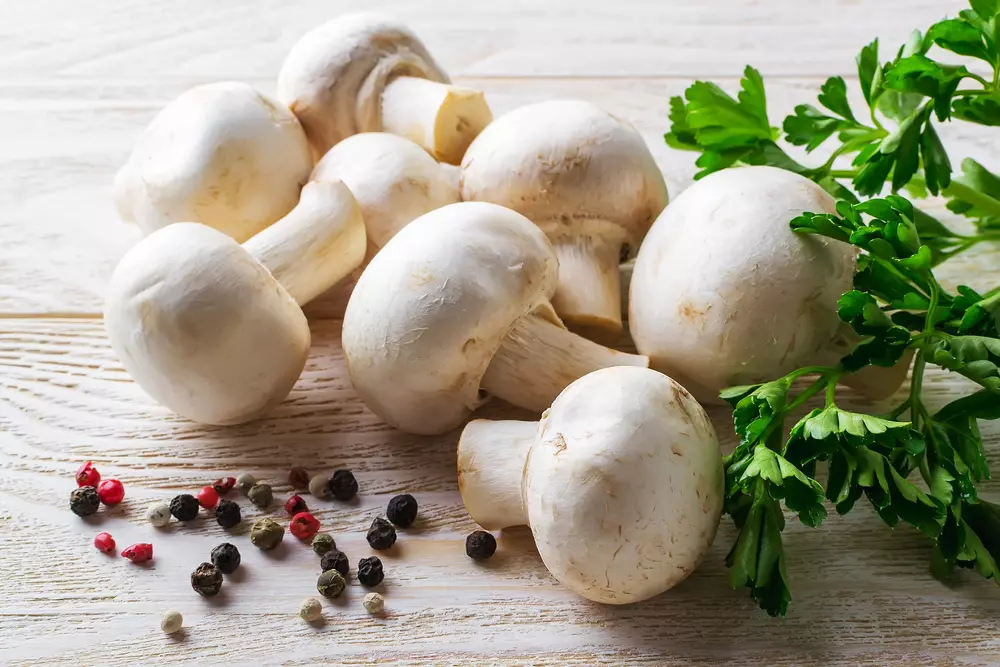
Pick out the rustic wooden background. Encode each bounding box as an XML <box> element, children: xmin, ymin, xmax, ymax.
<box><xmin>3</xmin><ymin>1</ymin><xmax>999</xmax><ymax>664</ymax></box>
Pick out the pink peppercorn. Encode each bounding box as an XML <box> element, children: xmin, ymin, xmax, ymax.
<box><xmin>121</xmin><ymin>543</ymin><xmax>154</xmax><ymax>563</ymax></box>
<box><xmin>97</xmin><ymin>479</ymin><xmax>125</xmax><ymax>506</ymax></box>
<box><xmin>94</xmin><ymin>532</ymin><xmax>116</xmax><ymax>553</ymax></box>
<box><xmin>213</xmin><ymin>476</ymin><xmax>236</xmax><ymax>495</ymax></box>
<box><xmin>197</xmin><ymin>485</ymin><xmax>220</xmax><ymax>509</ymax></box>
<box><xmin>289</xmin><ymin>512</ymin><xmax>321</xmax><ymax>540</ymax></box>
<box><xmin>76</xmin><ymin>461</ymin><xmax>101</xmax><ymax>487</ymax></box>
<box><xmin>285</xmin><ymin>494</ymin><xmax>308</xmax><ymax>515</ymax></box>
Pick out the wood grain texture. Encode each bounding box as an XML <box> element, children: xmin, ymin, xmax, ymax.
<box><xmin>3</xmin><ymin>0</ymin><xmax>1000</xmax><ymax>665</ymax></box>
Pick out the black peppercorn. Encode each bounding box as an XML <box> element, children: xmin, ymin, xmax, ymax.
<box><xmin>70</xmin><ymin>486</ymin><xmax>101</xmax><ymax>517</ymax></box>
<box><xmin>215</xmin><ymin>499</ymin><xmax>242</xmax><ymax>529</ymax></box>
<box><xmin>169</xmin><ymin>494</ymin><xmax>199</xmax><ymax>522</ymax></box>
<box><xmin>320</xmin><ymin>549</ymin><xmax>349</xmax><ymax>576</ymax></box>
<box><xmin>466</xmin><ymin>530</ymin><xmax>497</xmax><ymax>560</ymax></box>
<box><xmin>210</xmin><ymin>542</ymin><xmax>241</xmax><ymax>575</ymax></box>
<box><xmin>191</xmin><ymin>562</ymin><xmax>223</xmax><ymax>597</ymax></box>
<box><xmin>386</xmin><ymin>494</ymin><xmax>418</xmax><ymax>528</ymax></box>
<box><xmin>366</xmin><ymin>517</ymin><xmax>396</xmax><ymax>550</ymax></box>
<box><xmin>288</xmin><ymin>466</ymin><xmax>310</xmax><ymax>490</ymax></box>
<box><xmin>357</xmin><ymin>556</ymin><xmax>384</xmax><ymax>587</ymax></box>
<box><xmin>327</xmin><ymin>469</ymin><xmax>358</xmax><ymax>501</ymax></box>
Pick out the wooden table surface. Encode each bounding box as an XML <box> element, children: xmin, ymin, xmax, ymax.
<box><xmin>3</xmin><ymin>1</ymin><xmax>1000</xmax><ymax>664</ymax></box>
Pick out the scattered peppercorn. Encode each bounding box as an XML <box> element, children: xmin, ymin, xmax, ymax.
<box><xmin>312</xmin><ymin>533</ymin><xmax>336</xmax><ymax>556</ymax></box>
<box><xmin>285</xmin><ymin>494</ymin><xmax>308</xmax><ymax>515</ymax></box>
<box><xmin>247</xmin><ymin>483</ymin><xmax>273</xmax><ymax>509</ymax></box>
<box><xmin>70</xmin><ymin>486</ymin><xmax>101</xmax><ymax>517</ymax></box>
<box><xmin>316</xmin><ymin>569</ymin><xmax>346</xmax><ymax>599</ymax></box>
<box><xmin>213</xmin><ymin>476</ymin><xmax>236</xmax><ymax>495</ymax></box>
<box><xmin>299</xmin><ymin>597</ymin><xmax>323</xmax><ymax>622</ymax></box>
<box><xmin>357</xmin><ymin>556</ymin><xmax>384</xmax><ymax>587</ymax></box>
<box><xmin>289</xmin><ymin>467</ymin><xmax>310</xmax><ymax>490</ymax></box>
<box><xmin>96</xmin><ymin>479</ymin><xmax>125</xmax><ymax>506</ymax></box>
<box><xmin>386</xmin><ymin>494</ymin><xmax>418</xmax><ymax>528</ymax></box>
<box><xmin>169</xmin><ymin>494</ymin><xmax>199</xmax><ymax>522</ymax></box>
<box><xmin>191</xmin><ymin>562</ymin><xmax>223</xmax><ymax>597</ymax></box>
<box><xmin>320</xmin><ymin>549</ymin><xmax>349</xmax><ymax>576</ymax></box>
<box><xmin>161</xmin><ymin>610</ymin><xmax>183</xmax><ymax>634</ymax></box>
<box><xmin>327</xmin><ymin>470</ymin><xmax>358</xmax><ymax>501</ymax></box>
<box><xmin>465</xmin><ymin>531</ymin><xmax>497</xmax><ymax>560</ymax></box>
<box><xmin>215</xmin><ymin>499</ymin><xmax>242</xmax><ymax>530</ymax></box>
<box><xmin>235</xmin><ymin>472</ymin><xmax>257</xmax><ymax>495</ymax></box>
<box><xmin>363</xmin><ymin>592</ymin><xmax>385</xmax><ymax>615</ymax></box>
<box><xmin>290</xmin><ymin>512</ymin><xmax>321</xmax><ymax>541</ymax></box>
<box><xmin>147</xmin><ymin>502</ymin><xmax>171</xmax><ymax>527</ymax></box>
<box><xmin>210</xmin><ymin>542</ymin><xmax>241</xmax><ymax>575</ymax></box>
<box><xmin>94</xmin><ymin>532</ymin><xmax>116</xmax><ymax>553</ymax></box>
<box><xmin>366</xmin><ymin>517</ymin><xmax>396</xmax><ymax>550</ymax></box>
<box><xmin>121</xmin><ymin>543</ymin><xmax>154</xmax><ymax>563</ymax></box>
<box><xmin>250</xmin><ymin>518</ymin><xmax>284</xmax><ymax>551</ymax></box>
<box><xmin>197</xmin><ymin>485</ymin><xmax>220</xmax><ymax>509</ymax></box>
<box><xmin>308</xmin><ymin>474</ymin><xmax>331</xmax><ymax>499</ymax></box>
<box><xmin>75</xmin><ymin>461</ymin><xmax>101</xmax><ymax>487</ymax></box>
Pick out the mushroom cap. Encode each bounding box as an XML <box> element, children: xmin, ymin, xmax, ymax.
<box><xmin>311</xmin><ymin>132</ymin><xmax>459</xmax><ymax>253</ymax></box>
<box><xmin>342</xmin><ymin>201</ymin><xmax>558</xmax><ymax>434</ymax></box>
<box><xmin>277</xmin><ymin>13</ymin><xmax>449</xmax><ymax>158</ymax></box>
<box><xmin>460</xmin><ymin>99</ymin><xmax>668</xmax><ymax>246</ymax></box>
<box><xmin>525</xmin><ymin>366</ymin><xmax>722</xmax><ymax>604</ymax></box>
<box><xmin>629</xmin><ymin>166</ymin><xmax>857</xmax><ymax>401</ymax></box>
<box><xmin>104</xmin><ymin>223</ymin><xmax>310</xmax><ymax>425</ymax></box>
<box><xmin>115</xmin><ymin>82</ymin><xmax>313</xmax><ymax>243</ymax></box>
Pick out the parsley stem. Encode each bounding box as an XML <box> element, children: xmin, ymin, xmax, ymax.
<box><xmin>785</xmin><ymin>375</ymin><xmax>832</xmax><ymax>413</ymax></box>
<box><xmin>918</xmin><ymin>454</ymin><xmax>933</xmax><ymax>487</ymax></box>
<box><xmin>828</xmin><ymin>169</ymin><xmax>859</xmax><ymax>179</ymax></box>
<box><xmin>941</xmin><ymin>179</ymin><xmax>1000</xmax><ymax>219</ymax></box>
<box><xmin>888</xmin><ymin>397</ymin><xmax>910</xmax><ymax>419</ymax></box>
<box><xmin>825</xmin><ymin>378</ymin><xmax>838</xmax><ymax>407</ymax></box>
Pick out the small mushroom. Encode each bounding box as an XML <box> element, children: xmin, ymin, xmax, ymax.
<box><xmin>458</xmin><ymin>366</ymin><xmax>723</xmax><ymax>604</ymax></box>
<box><xmin>114</xmin><ymin>81</ymin><xmax>313</xmax><ymax>242</ymax></box>
<box><xmin>461</xmin><ymin>99</ymin><xmax>668</xmax><ymax>342</ymax></box>
<box><xmin>105</xmin><ymin>180</ymin><xmax>365</xmax><ymax>425</ymax></box>
<box><xmin>277</xmin><ymin>13</ymin><xmax>492</xmax><ymax>164</ymax></box>
<box><xmin>341</xmin><ymin>201</ymin><xmax>648</xmax><ymax>435</ymax></box>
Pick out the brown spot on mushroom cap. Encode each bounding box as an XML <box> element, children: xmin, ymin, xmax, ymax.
<box><xmin>550</xmin><ymin>433</ymin><xmax>568</xmax><ymax>456</ymax></box>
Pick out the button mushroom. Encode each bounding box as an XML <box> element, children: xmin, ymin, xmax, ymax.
<box><xmin>341</xmin><ymin>201</ymin><xmax>648</xmax><ymax>435</ymax></box>
<box><xmin>458</xmin><ymin>366</ymin><xmax>723</xmax><ymax>604</ymax></box>
<box><xmin>105</xmin><ymin>180</ymin><xmax>365</xmax><ymax>425</ymax></box>
<box><xmin>114</xmin><ymin>81</ymin><xmax>313</xmax><ymax>242</ymax></box>
<box><xmin>277</xmin><ymin>13</ymin><xmax>492</xmax><ymax>165</ymax></box>
<box><xmin>460</xmin><ymin>99</ymin><xmax>668</xmax><ymax>342</ymax></box>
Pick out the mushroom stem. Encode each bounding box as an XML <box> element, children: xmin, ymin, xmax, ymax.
<box><xmin>481</xmin><ymin>309</ymin><xmax>648</xmax><ymax>413</ymax></box>
<box><xmin>457</xmin><ymin>419</ymin><xmax>535</xmax><ymax>529</ymax></box>
<box><xmin>243</xmin><ymin>180</ymin><xmax>366</xmax><ymax>306</ymax></box>
<box><xmin>550</xmin><ymin>236</ymin><xmax>624</xmax><ymax>341</ymax></box>
<box><xmin>381</xmin><ymin>76</ymin><xmax>492</xmax><ymax>165</ymax></box>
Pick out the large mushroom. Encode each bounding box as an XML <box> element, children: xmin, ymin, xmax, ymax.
<box><xmin>460</xmin><ymin>99</ymin><xmax>668</xmax><ymax>342</ymax></box>
<box><xmin>341</xmin><ymin>201</ymin><xmax>648</xmax><ymax>435</ymax></box>
<box><xmin>105</xmin><ymin>180</ymin><xmax>365</xmax><ymax>425</ymax></box>
<box><xmin>277</xmin><ymin>13</ymin><xmax>492</xmax><ymax>164</ymax></box>
<box><xmin>114</xmin><ymin>81</ymin><xmax>313</xmax><ymax>242</ymax></box>
<box><xmin>458</xmin><ymin>366</ymin><xmax>723</xmax><ymax>604</ymax></box>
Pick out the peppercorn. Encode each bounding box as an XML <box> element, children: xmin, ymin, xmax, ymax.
<box><xmin>121</xmin><ymin>543</ymin><xmax>154</xmax><ymax>563</ymax></box>
<box><xmin>386</xmin><ymin>494</ymin><xmax>418</xmax><ymax>528</ymax></box>
<box><xmin>250</xmin><ymin>518</ymin><xmax>284</xmax><ymax>551</ymax></box>
<box><xmin>308</xmin><ymin>474</ymin><xmax>331</xmax><ymax>499</ymax></box>
<box><xmin>75</xmin><ymin>461</ymin><xmax>101</xmax><ymax>487</ymax></box>
<box><xmin>299</xmin><ymin>597</ymin><xmax>323</xmax><ymax>622</ymax></box>
<box><xmin>247</xmin><ymin>483</ymin><xmax>273</xmax><ymax>509</ymax></box>
<box><xmin>357</xmin><ymin>556</ymin><xmax>384</xmax><ymax>587</ymax></box>
<box><xmin>147</xmin><ymin>502</ymin><xmax>171</xmax><ymax>527</ymax></box>
<box><xmin>316</xmin><ymin>569</ymin><xmax>346</xmax><ymax>599</ymax></box>
<box><xmin>215</xmin><ymin>499</ymin><xmax>242</xmax><ymax>530</ymax></box>
<box><xmin>94</xmin><ymin>532</ymin><xmax>116</xmax><ymax>554</ymax></box>
<box><xmin>466</xmin><ymin>530</ymin><xmax>497</xmax><ymax>560</ymax></box>
<box><xmin>312</xmin><ymin>533</ymin><xmax>336</xmax><ymax>556</ymax></box>
<box><xmin>327</xmin><ymin>470</ymin><xmax>358</xmax><ymax>501</ymax></box>
<box><xmin>363</xmin><ymin>592</ymin><xmax>385</xmax><ymax>615</ymax></box>
<box><xmin>235</xmin><ymin>472</ymin><xmax>256</xmax><ymax>495</ymax></box>
<box><xmin>70</xmin><ymin>486</ymin><xmax>101</xmax><ymax>517</ymax></box>
<box><xmin>197</xmin><ymin>485</ymin><xmax>219</xmax><ymax>509</ymax></box>
<box><xmin>161</xmin><ymin>610</ymin><xmax>183</xmax><ymax>634</ymax></box>
<box><xmin>169</xmin><ymin>494</ymin><xmax>199</xmax><ymax>522</ymax></box>
<box><xmin>213</xmin><ymin>476</ymin><xmax>236</xmax><ymax>495</ymax></box>
<box><xmin>289</xmin><ymin>466</ymin><xmax>310</xmax><ymax>490</ymax></box>
<box><xmin>210</xmin><ymin>542</ymin><xmax>241</xmax><ymax>574</ymax></box>
<box><xmin>366</xmin><ymin>517</ymin><xmax>396</xmax><ymax>550</ymax></box>
<box><xmin>290</xmin><ymin>511</ymin><xmax>321</xmax><ymax>541</ymax></box>
<box><xmin>191</xmin><ymin>562</ymin><xmax>223</xmax><ymax>597</ymax></box>
<box><xmin>285</xmin><ymin>494</ymin><xmax>308</xmax><ymax>515</ymax></box>
<box><xmin>320</xmin><ymin>549</ymin><xmax>349</xmax><ymax>576</ymax></box>
<box><xmin>97</xmin><ymin>479</ymin><xmax>125</xmax><ymax>506</ymax></box>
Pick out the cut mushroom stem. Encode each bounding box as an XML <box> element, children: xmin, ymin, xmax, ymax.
<box><xmin>457</xmin><ymin>419</ymin><xmax>535</xmax><ymax>529</ymax></box>
<box><xmin>549</xmin><ymin>235</ymin><xmax>624</xmax><ymax>342</ymax></box>
<box><xmin>481</xmin><ymin>308</ymin><xmax>648</xmax><ymax>413</ymax></box>
<box><xmin>381</xmin><ymin>76</ymin><xmax>492</xmax><ymax>165</ymax></box>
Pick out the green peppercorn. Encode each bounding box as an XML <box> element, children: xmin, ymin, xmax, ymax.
<box><xmin>308</xmin><ymin>474</ymin><xmax>330</xmax><ymax>499</ymax></box>
<box><xmin>327</xmin><ymin>469</ymin><xmax>358</xmax><ymax>501</ymax></box>
<box><xmin>312</xmin><ymin>533</ymin><xmax>336</xmax><ymax>556</ymax></box>
<box><xmin>366</xmin><ymin>517</ymin><xmax>396</xmax><ymax>550</ymax></box>
<box><xmin>70</xmin><ymin>486</ymin><xmax>101</xmax><ymax>517</ymax></box>
<box><xmin>316</xmin><ymin>569</ymin><xmax>346</xmax><ymax>599</ymax></box>
<box><xmin>210</xmin><ymin>542</ymin><xmax>241</xmax><ymax>574</ymax></box>
<box><xmin>250</xmin><ymin>518</ymin><xmax>284</xmax><ymax>551</ymax></box>
<box><xmin>235</xmin><ymin>472</ymin><xmax>256</xmax><ymax>495</ymax></box>
<box><xmin>247</xmin><ymin>483</ymin><xmax>273</xmax><ymax>508</ymax></box>
<box><xmin>466</xmin><ymin>530</ymin><xmax>497</xmax><ymax>560</ymax></box>
<box><xmin>357</xmin><ymin>556</ymin><xmax>384</xmax><ymax>587</ymax></box>
<box><xmin>169</xmin><ymin>494</ymin><xmax>199</xmax><ymax>522</ymax></box>
<box><xmin>191</xmin><ymin>562</ymin><xmax>223</xmax><ymax>597</ymax></box>
<box><xmin>320</xmin><ymin>549</ymin><xmax>349</xmax><ymax>576</ymax></box>
<box><xmin>215</xmin><ymin>499</ymin><xmax>242</xmax><ymax>530</ymax></box>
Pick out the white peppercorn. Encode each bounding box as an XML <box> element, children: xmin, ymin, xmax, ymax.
<box><xmin>299</xmin><ymin>597</ymin><xmax>323</xmax><ymax>622</ymax></box>
<box><xmin>363</xmin><ymin>592</ymin><xmax>385</xmax><ymax>615</ymax></box>
<box><xmin>146</xmin><ymin>502</ymin><xmax>171</xmax><ymax>527</ymax></box>
<box><xmin>161</xmin><ymin>610</ymin><xmax>183</xmax><ymax>634</ymax></box>
<box><xmin>308</xmin><ymin>474</ymin><xmax>331</xmax><ymax>499</ymax></box>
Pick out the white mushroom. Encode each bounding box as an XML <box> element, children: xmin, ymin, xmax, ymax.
<box><xmin>114</xmin><ymin>81</ymin><xmax>313</xmax><ymax>242</ymax></box>
<box><xmin>105</xmin><ymin>180</ymin><xmax>365</xmax><ymax>425</ymax></box>
<box><xmin>277</xmin><ymin>13</ymin><xmax>492</xmax><ymax>164</ymax></box>
<box><xmin>460</xmin><ymin>100</ymin><xmax>668</xmax><ymax>341</ymax></box>
<box><xmin>458</xmin><ymin>366</ymin><xmax>723</xmax><ymax>604</ymax></box>
<box><xmin>311</xmin><ymin>132</ymin><xmax>459</xmax><ymax>263</ymax></box>
<box><xmin>341</xmin><ymin>201</ymin><xmax>648</xmax><ymax>435</ymax></box>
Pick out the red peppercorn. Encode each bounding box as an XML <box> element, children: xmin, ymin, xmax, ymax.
<box><xmin>76</xmin><ymin>461</ymin><xmax>101</xmax><ymax>487</ymax></box>
<box><xmin>285</xmin><ymin>494</ymin><xmax>308</xmax><ymax>515</ymax></box>
<box><xmin>213</xmin><ymin>476</ymin><xmax>236</xmax><ymax>495</ymax></box>
<box><xmin>94</xmin><ymin>532</ymin><xmax>116</xmax><ymax>554</ymax></box>
<box><xmin>197</xmin><ymin>485</ymin><xmax>220</xmax><ymax>509</ymax></box>
<box><xmin>97</xmin><ymin>479</ymin><xmax>125</xmax><ymax>506</ymax></box>
<box><xmin>289</xmin><ymin>511</ymin><xmax>321</xmax><ymax>540</ymax></box>
<box><xmin>121</xmin><ymin>543</ymin><xmax>154</xmax><ymax>563</ymax></box>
